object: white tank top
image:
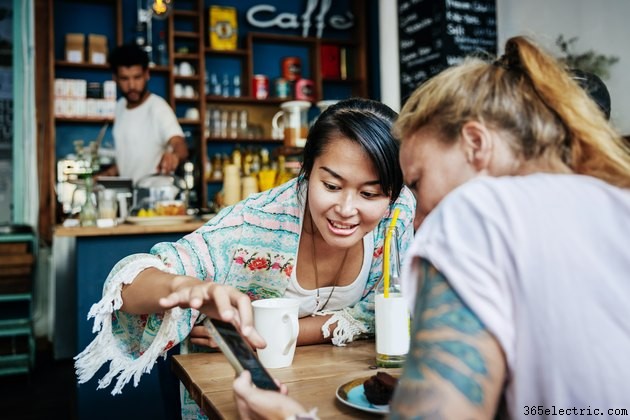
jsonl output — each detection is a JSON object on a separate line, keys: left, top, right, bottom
{"left": 284, "top": 232, "right": 374, "bottom": 317}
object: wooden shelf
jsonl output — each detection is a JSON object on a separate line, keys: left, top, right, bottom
{"left": 322, "top": 77, "right": 363, "bottom": 84}
{"left": 178, "top": 118, "right": 202, "bottom": 125}
{"left": 174, "top": 75, "right": 200, "bottom": 81}
{"left": 205, "top": 95, "right": 289, "bottom": 105}
{"left": 205, "top": 48, "right": 248, "bottom": 57}
{"left": 173, "top": 10, "right": 198, "bottom": 18}
{"left": 207, "top": 137, "right": 283, "bottom": 143}
{"left": 249, "top": 32, "right": 316, "bottom": 46}
{"left": 55, "top": 60, "right": 109, "bottom": 70}
{"left": 174, "top": 31, "right": 199, "bottom": 39}
{"left": 55, "top": 117, "right": 114, "bottom": 123}
{"left": 150, "top": 65, "right": 171, "bottom": 73}
{"left": 174, "top": 53, "right": 199, "bottom": 60}
{"left": 174, "top": 97, "right": 200, "bottom": 103}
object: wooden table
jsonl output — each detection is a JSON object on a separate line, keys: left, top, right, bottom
{"left": 172, "top": 340, "right": 401, "bottom": 419}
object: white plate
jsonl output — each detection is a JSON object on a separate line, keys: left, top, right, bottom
{"left": 126, "top": 215, "right": 194, "bottom": 226}
{"left": 335, "top": 376, "right": 393, "bottom": 415}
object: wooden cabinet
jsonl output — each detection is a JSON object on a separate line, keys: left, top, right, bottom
{"left": 37, "top": 0, "right": 371, "bottom": 241}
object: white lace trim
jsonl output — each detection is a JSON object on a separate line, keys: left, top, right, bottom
{"left": 74, "top": 254, "right": 192, "bottom": 395}
{"left": 319, "top": 308, "right": 368, "bottom": 346}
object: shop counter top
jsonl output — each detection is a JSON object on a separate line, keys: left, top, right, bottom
{"left": 54, "top": 220, "right": 205, "bottom": 237}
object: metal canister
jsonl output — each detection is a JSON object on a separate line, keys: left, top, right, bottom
{"left": 282, "top": 57, "right": 301, "bottom": 81}
{"left": 252, "top": 74, "right": 269, "bottom": 100}
{"left": 274, "top": 78, "right": 291, "bottom": 99}
{"left": 295, "top": 78, "right": 314, "bottom": 101}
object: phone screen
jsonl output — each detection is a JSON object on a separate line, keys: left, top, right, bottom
{"left": 206, "top": 318, "right": 280, "bottom": 391}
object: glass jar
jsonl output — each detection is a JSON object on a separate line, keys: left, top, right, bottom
{"left": 79, "top": 176, "right": 98, "bottom": 227}
{"left": 375, "top": 226, "right": 410, "bottom": 367}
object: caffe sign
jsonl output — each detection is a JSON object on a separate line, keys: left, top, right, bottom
{"left": 246, "top": 0, "right": 354, "bottom": 38}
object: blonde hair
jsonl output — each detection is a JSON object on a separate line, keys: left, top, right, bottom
{"left": 393, "top": 36, "right": 630, "bottom": 188}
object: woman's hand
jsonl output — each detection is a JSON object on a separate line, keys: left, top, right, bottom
{"left": 233, "top": 371, "right": 307, "bottom": 420}
{"left": 188, "top": 324, "right": 218, "bottom": 348}
{"left": 159, "top": 277, "right": 266, "bottom": 349}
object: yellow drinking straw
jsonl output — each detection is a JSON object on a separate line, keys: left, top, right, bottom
{"left": 383, "top": 208, "right": 400, "bottom": 298}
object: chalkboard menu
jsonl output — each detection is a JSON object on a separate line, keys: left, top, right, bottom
{"left": 398, "top": 0, "right": 497, "bottom": 104}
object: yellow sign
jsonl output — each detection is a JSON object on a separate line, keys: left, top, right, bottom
{"left": 209, "top": 6, "right": 238, "bottom": 50}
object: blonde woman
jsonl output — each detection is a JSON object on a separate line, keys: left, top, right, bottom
{"left": 233, "top": 36, "right": 630, "bottom": 420}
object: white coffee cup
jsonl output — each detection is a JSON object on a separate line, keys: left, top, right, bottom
{"left": 179, "top": 61, "right": 193, "bottom": 76}
{"left": 252, "top": 298, "right": 300, "bottom": 368}
{"left": 184, "top": 85, "right": 195, "bottom": 98}
{"left": 185, "top": 107, "right": 199, "bottom": 120}
{"left": 174, "top": 83, "right": 184, "bottom": 98}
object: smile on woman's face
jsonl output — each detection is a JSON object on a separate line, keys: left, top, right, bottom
{"left": 307, "top": 136, "right": 391, "bottom": 249}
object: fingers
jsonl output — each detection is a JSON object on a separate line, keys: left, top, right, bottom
{"left": 229, "top": 292, "right": 266, "bottom": 349}
{"left": 158, "top": 277, "right": 210, "bottom": 310}
{"left": 158, "top": 280, "right": 267, "bottom": 348}
{"left": 233, "top": 371, "right": 306, "bottom": 419}
{"left": 233, "top": 370, "right": 254, "bottom": 397}
{"left": 211, "top": 285, "right": 238, "bottom": 321}
{"left": 189, "top": 325, "right": 219, "bottom": 348}
{"left": 158, "top": 153, "right": 179, "bottom": 174}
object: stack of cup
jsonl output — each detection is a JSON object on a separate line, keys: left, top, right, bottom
{"left": 223, "top": 164, "right": 241, "bottom": 206}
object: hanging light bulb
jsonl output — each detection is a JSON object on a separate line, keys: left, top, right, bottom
{"left": 150, "top": 0, "right": 173, "bottom": 20}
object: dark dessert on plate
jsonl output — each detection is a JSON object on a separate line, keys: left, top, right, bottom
{"left": 363, "top": 372, "right": 399, "bottom": 405}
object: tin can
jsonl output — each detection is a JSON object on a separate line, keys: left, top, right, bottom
{"left": 295, "top": 78, "right": 314, "bottom": 101}
{"left": 282, "top": 57, "right": 301, "bottom": 81}
{"left": 252, "top": 74, "right": 269, "bottom": 100}
{"left": 274, "top": 78, "right": 291, "bottom": 99}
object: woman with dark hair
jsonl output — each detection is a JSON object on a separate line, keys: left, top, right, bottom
{"left": 75, "top": 98, "right": 415, "bottom": 419}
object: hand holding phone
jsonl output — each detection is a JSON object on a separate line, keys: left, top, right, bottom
{"left": 203, "top": 318, "right": 280, "bottom": 391}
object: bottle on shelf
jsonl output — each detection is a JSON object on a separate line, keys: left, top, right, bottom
{"left": 257, "top": 148, "right": 277, "bottom": 192}
{"left": 275, "top": 155, "right": 295, "bottom": 186}
{"left": 211, "top": 73, "right": 221, "bottom": 96}
{"left": 233, "top": 74, "right": 241, "bottom": 97}
{"left": 229, "top": 111, "right": 239, "bottom": 139}
{"left": 238, "top": 110, "right": 249, "bottom": 138}
{"left": 157, "top": 31, "right": 168, "bottom": 66}
{"left": 222, "top": 74, "right": 230, "bottom": 97}
{"left": 220, "top": 110, "right": 229, "bottom": 138}
{"left": 231, "top": 144, "right": 242, "bottom": 174}
{"left": 212, "top": 108, "right": 222, "bottom": 138}
{"left": 211, "top": 153, "right": 223, "bottom": 180}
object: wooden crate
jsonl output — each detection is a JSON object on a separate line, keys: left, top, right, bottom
{"left": 0, "top": 245, "right": 34, "bottom": 295}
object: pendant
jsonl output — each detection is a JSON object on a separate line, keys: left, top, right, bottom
{"left": 312, "top": 290, "right": 320, "bottom": 316}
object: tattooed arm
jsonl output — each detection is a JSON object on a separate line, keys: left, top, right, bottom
{"left": 390, "top": 258, "right": 506, "bottom": 419}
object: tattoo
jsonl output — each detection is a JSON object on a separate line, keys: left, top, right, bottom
{"left": 390, "top": 259, "right": 493, "bottom": 418}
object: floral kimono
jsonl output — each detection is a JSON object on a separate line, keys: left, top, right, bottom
{"left": 75, "top": 177, "right": 416, "bottom": 419}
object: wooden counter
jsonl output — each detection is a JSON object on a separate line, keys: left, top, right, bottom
{"left": 54, "top": 220, "right": 206, "bottom": 237}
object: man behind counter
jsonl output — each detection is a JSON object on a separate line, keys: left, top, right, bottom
{"left": 99, "top": 43, "right": 188, "bottom": 183}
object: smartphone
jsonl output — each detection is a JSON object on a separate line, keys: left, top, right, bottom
{"left": 203, "top": 318, "right": 280, "bottom": 391}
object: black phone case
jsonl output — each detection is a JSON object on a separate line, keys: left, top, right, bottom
{"left": 203, "top": 318, "right": 280, "bottom": 391}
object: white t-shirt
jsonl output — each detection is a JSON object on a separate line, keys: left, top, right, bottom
{"left": 113, "top": 94, "right": 184, "bottom": 184}
{"left": 402, "top": 174, "right": 630, "bottom": 418}
{"left": 283, "top": 186, "right": 374, "bottom": 317}
{"left": 285, "top": 232, "right": 373, "bottom": 318}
